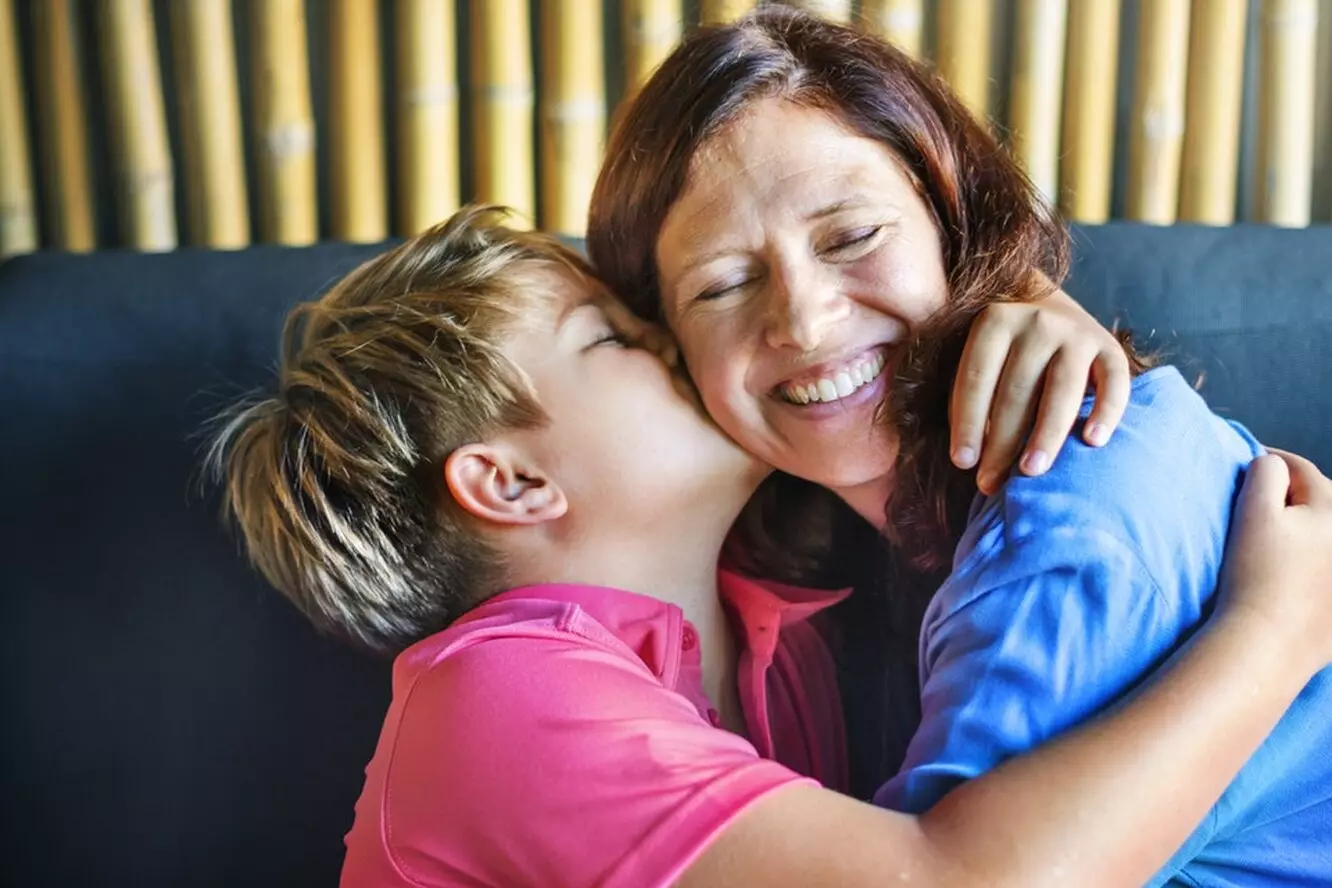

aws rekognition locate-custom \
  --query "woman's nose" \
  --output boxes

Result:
[762,264,850,352]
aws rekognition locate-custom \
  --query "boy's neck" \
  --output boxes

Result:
[505,505,749,733]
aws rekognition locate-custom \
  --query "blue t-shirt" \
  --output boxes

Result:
[875,366,1332,886]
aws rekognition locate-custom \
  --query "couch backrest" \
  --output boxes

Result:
[1,225,1328,887]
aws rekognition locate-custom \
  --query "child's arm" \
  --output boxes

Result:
[679,452,1332,888]
[950,288,1130,493]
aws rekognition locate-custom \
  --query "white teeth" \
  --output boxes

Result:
[782,352,888,405]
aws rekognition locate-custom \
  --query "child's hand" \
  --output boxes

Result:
[949,289,1130,494]
[1219,450,1332,679]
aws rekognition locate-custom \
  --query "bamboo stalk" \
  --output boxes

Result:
[700,0,756,25]
[99,0,177,251]
[172,0,250,248]
[32,0,96,251]
[1009,0,1069,202]
[1125,0,1191,224]
[0,0,39,256]
[860,0,924,58]
[251,0,318,245]
[786,0,852,22]
[396,0,460,234]
[329,0,388,242]
[937,0,995,120]
[470,0,535,225]
[539,0,604,236]
[1255,0,1318,227]
[1060,0,1121,222]
[1178,0,1247,224]
[1315,0,1331,221]
[623,0,682,89]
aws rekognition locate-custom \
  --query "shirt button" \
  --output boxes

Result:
[707,708,722,727]
[681,625,698,651]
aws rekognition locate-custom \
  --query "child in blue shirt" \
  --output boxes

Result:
[879,366,1332,886]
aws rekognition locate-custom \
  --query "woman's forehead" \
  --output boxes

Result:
[661,107,912,254]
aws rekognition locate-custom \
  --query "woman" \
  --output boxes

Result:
[587,7,1332,886]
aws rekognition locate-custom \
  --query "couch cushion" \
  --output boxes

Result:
[0,245,391,888]
[1066,223,1332,466]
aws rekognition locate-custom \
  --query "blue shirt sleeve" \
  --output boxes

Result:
[874,526,1209,873]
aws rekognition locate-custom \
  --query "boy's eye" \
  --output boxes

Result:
[590,331,627,348]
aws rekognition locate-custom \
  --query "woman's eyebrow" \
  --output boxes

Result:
[806,197,873,220]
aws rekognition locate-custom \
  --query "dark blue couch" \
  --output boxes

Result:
[1,225,1328,887]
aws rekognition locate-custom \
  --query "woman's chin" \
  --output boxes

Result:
[780,454,898,529]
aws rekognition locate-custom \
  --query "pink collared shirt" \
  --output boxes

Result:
[340,572,850,888]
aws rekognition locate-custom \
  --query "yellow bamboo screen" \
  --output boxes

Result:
[3,0,1332,258]
[0,0,37,257]
[623,1,683,90]
[32,0,96,252]
[100,0,177,251]
[329,0,389,242]
[471,0,536,225]
[1061,0,1122,223]
[252,0,319,245]
[936,0,995,119]
[1256,0,1319,227]
[1178,0,1247,225]
[700,0,756,24]
[860,0,924,58]
[540,0,605,236]
[1316,1,1332,221]
[396,0,461,233]
[1010,0,1069,202]
[1126,0,1191,224]
[172,0,250,248]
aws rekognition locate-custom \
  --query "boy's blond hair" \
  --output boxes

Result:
[208,206,594,655]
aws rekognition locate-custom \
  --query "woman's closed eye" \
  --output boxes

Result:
[695,274,757,304]
[821,225,883,258]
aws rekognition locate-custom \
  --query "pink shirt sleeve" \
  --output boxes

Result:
[344,630,811,888]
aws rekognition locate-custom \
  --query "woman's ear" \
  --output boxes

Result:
[444,444,568,526]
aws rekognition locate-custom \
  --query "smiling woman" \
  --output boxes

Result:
[587,7,1332,886]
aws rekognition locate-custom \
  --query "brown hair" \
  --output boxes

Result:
[207,206,596,656]
[588,6,1142,575]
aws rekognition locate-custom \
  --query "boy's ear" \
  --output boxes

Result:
[444,444,568,527]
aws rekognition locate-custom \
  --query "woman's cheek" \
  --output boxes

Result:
[853,250,948,323]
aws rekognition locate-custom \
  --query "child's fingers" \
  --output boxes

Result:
[949,318,1010,471]
[1018,348,1091,477]
[975,340,1052,492]
[1237,453,1293,519]
[1082,348,1130,448]
[1266,448,1331,508]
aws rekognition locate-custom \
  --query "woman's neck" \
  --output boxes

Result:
[832,471,895,533]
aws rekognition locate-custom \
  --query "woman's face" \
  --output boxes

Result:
[654,98,948,516]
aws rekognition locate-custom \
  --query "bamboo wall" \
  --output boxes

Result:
[1,0,1329,258]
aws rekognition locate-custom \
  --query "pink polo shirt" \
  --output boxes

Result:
[340,571,850,888]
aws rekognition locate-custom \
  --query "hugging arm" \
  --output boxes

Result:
[951,289,1131,494]
[678,453,1332,888]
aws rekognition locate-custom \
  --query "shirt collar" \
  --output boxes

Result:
[719,571,850,660]
[487,570,850,683]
